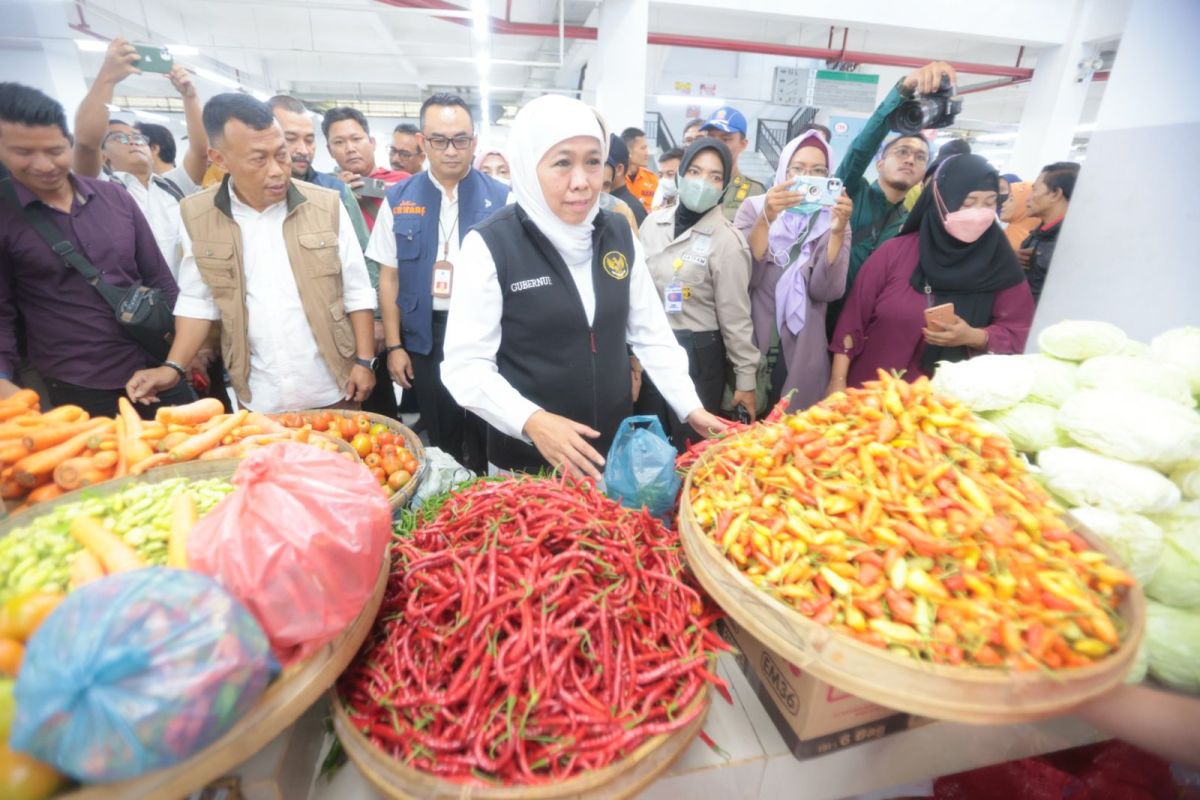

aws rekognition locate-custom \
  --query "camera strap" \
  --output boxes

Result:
[853,197,905,250]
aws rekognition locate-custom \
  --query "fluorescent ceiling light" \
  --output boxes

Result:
[248,89,272,102]
[192,66,240,90]
[472,0,490,42]
[75,39,108,53]
[165,44,199,57]
[974,132,1018,142]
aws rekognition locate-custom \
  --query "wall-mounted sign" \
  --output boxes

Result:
[773,67,879,112]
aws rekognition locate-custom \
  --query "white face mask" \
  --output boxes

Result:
[659,180,679,199]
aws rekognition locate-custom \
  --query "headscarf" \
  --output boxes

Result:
[1002,181,1033,224]
[901,154,1025,373]
[507,95,608,264]
[473,147,510,173]
[770,131,833,337]
[673,136,732,239]
[1002,181,1041,251]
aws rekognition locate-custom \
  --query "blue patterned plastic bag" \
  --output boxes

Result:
[10,567,273,782]
[604,415,681,517]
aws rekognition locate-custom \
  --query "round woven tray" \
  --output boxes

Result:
[678,447,1146,725]
[0,461,392,799]
[330,687,707,800]
[288,410,426,510]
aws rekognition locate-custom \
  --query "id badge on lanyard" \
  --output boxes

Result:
[432,241,453,299]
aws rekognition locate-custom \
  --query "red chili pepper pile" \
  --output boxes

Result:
[338,475,728,786]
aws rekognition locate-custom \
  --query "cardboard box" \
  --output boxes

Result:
[721,619,924,759]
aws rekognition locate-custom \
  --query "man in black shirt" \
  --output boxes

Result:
[1020,162,1079,302]
[605,134,647,227]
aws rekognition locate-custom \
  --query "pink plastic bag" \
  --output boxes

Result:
[188,442,391,666]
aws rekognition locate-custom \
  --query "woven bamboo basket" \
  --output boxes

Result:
[678,448,1146,725]
[288,410,426,510]
[0,461,391,799]
[330,686,708,800]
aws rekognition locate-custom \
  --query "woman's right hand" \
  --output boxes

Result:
[762,182,807,224]
[524,410,605,480]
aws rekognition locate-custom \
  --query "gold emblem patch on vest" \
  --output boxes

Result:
[602,251,629,280]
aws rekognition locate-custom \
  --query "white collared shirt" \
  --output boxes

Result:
[441,230,704,442]
[106,167,197,278]
[174,183,377,413]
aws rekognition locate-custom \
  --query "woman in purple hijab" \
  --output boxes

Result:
[734,131,852,411]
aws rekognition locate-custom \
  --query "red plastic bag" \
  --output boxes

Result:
[188,442,391,666]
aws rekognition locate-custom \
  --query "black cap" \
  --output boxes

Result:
[607,133,629,169]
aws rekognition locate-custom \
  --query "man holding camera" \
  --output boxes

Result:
[322,107,409,231]
[828,61,957,334]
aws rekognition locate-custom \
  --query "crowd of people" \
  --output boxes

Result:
[0,42,1085,477]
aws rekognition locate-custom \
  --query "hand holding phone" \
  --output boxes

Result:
[923,302,957,328]
[355,177,388,199]
[786,176,844,214]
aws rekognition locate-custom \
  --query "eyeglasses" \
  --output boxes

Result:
[389,148,421,159]
[104,132,149,146]
[425,134,474,151]
[888,146,929,163]
[785,166,829,179]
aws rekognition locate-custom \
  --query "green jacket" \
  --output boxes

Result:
[336,183,381,319]
[835,82,913,290]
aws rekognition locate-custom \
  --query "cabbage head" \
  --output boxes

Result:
[1057,389,1200,471]
[1145,601,1200,692]
[1171,460,1200,500]
[1150,326,1200,395]
[984,403,1070,454]
[1038,320,1128,362]
[1076,355,1195,408]
[1037,447,1181,514]
[1022,353,1078,407]
[930,354,1033,412]
[1146,501,1200,609]
[1067,506,1163,585]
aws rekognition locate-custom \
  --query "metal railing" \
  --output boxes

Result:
[644,111,677,153]
[755,118,789,170]
[788,106,819,141]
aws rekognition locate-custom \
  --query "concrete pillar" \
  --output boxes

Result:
[1030,0,1200,342]
[1007,1,1098,180]
[0,2,89,117]
[588,0,649,133]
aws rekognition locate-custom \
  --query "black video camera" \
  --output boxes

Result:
[888,75,962,134]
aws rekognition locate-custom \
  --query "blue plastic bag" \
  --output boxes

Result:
[11,567,273,782]
[604,415,681,517]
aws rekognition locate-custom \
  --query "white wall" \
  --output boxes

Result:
[1030,0,1200,342]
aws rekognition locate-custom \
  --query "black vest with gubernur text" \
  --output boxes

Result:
[474,205,633,473]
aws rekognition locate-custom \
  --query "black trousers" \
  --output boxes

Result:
[408,312,487,473]
[44,378,197,420]
[635,329,726,450]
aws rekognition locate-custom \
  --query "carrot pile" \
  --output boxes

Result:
[0,394,343,511]
[686,370,1135,671]
[339,476,729,786]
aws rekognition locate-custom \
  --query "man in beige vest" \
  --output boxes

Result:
[126,94,378,413]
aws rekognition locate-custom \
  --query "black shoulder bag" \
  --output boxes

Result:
[0,170,175,361]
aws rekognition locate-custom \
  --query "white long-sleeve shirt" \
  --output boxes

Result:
[442,229,703,442]
[174,189,377,413]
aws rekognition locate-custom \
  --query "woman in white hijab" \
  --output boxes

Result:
[442,95,726,477]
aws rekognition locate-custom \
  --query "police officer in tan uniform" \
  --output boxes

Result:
[698,106,766,222]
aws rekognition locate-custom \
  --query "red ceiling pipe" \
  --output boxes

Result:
[380,0,1035,79]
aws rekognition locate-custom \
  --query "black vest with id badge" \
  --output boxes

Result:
[474,205,634,473]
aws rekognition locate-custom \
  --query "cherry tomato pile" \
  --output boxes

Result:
[338,476,729,786]
[687,370,1135,671]
[274,413,419,496]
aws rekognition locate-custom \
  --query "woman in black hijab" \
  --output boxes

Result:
[637,138,760,444]
[827,154,1035,391]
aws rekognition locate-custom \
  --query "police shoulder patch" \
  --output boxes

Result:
[602,250,629,280]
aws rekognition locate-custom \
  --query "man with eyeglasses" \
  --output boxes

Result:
[390,123,425,175]
[71,38,210,278]
[367,93,510,473]
[827,60,957,336]
[322,107,409,231]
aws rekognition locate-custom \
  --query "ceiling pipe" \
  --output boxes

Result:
[379,0,1035,79]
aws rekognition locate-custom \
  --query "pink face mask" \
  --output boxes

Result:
[933,168,996,244]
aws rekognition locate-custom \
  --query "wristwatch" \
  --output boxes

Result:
[354,356,378,370]
[162,360,188,381]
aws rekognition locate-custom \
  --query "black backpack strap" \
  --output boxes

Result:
[153,175,186,202]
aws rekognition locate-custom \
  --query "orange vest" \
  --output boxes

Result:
[626,168,659,213]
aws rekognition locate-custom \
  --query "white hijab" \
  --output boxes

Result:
[508,95,609,265]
